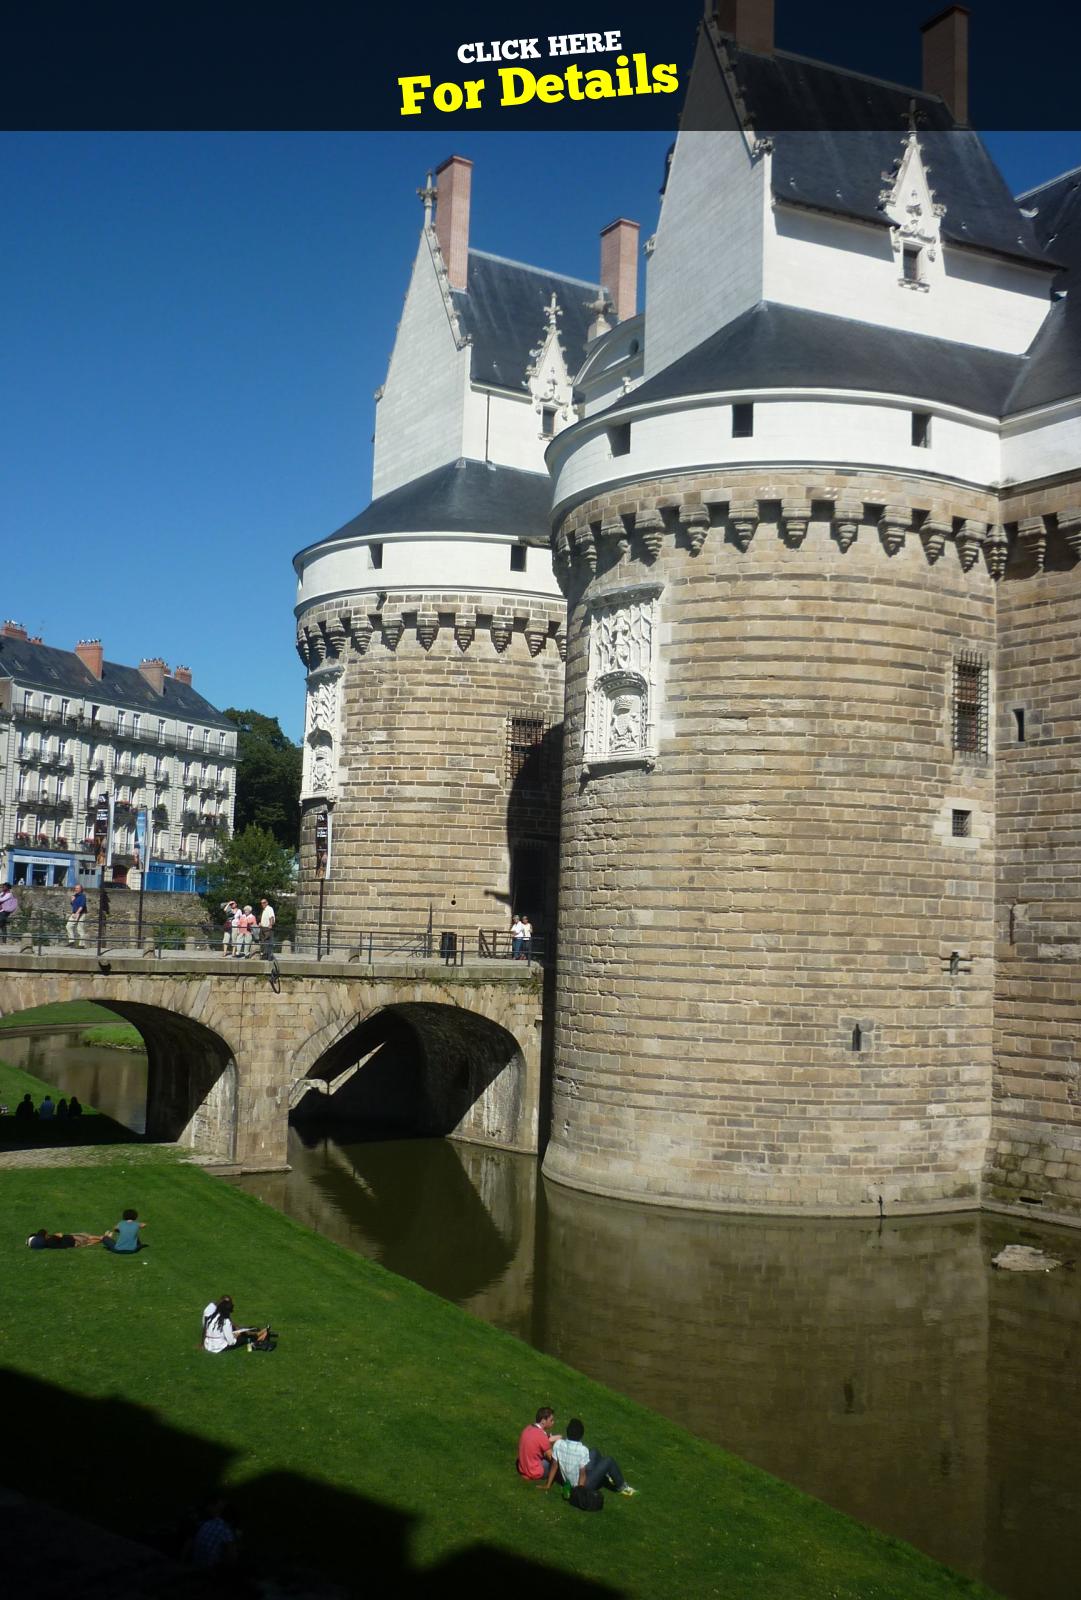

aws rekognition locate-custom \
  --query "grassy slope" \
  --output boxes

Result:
[0,1000,124,1029]
[0,1159,1000,1600]
[78,1023,144,1049]
[0,1055,105,1114]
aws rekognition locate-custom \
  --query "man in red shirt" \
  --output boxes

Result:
[516,1405,559,1484]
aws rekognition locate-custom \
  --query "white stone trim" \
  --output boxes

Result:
[582,584,662,775]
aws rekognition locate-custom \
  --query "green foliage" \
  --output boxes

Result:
[202,825,296,922]
[152,919,188,951]
[224,707,302,849]
[79,1024,144,1051]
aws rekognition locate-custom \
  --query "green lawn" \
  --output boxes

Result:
[0,1156,1001,1599]
[0,1056,137,1147]
[0,999,126,1029]
[78,1022,144,1050]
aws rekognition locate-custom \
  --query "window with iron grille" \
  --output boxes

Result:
[953,653,988,757]
[507,714,546,783]
[952,809,972,837]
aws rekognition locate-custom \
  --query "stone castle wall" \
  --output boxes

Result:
[295,594,565,946]
[543,469,1001,1214]
[987,496,1081,1222]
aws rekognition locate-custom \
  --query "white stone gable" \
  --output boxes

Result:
[525,294,574,426]
[878,131,946,291]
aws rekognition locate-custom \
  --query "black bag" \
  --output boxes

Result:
[250,1329,278,1352]
[568,1486,604,1512]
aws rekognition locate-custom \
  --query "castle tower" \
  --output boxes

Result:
[293,158,608,947]
[541,8,1078,1215]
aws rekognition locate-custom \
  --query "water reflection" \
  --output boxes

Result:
[235,1126,1081,1600]
[0,1031,148,1134]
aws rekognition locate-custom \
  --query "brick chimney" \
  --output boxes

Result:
[921,5,969,124]
[75,639,104,679]
[173,664,192,686]
[1,620,28,640]
[434,155,472,292]
[712,0,775,53]
[600,219,640,324]
[139,657,167,694]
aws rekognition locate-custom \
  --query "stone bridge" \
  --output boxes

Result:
[0,951,551,1169]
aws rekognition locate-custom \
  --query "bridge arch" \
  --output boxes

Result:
[0,977,241,1162]
[291,1000,528,1148]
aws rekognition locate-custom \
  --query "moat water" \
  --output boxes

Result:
[5,1032,1080,1600]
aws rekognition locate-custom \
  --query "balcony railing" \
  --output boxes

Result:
[2,702,236,760]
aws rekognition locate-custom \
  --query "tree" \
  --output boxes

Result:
[202,826,297,935]
[224,708,302,849]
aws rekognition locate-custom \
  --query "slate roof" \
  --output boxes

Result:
[0,637,232,726]
[451,250,601,391]
[605,300,1024,418]
[1003,166,1081,413]
[717,42,1051,268]
[299,459,552,563]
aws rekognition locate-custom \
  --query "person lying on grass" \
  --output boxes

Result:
[103,1209,146,1252]
[545,1417,637,1497]
[202,1296,269,1354]
[26,1229,105,1250]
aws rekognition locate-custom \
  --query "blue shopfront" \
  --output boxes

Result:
[6,846,82,888]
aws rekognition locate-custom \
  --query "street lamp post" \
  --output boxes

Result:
[92,792,110,955]
[314,808,329,960]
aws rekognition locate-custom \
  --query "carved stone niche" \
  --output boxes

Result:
[582,582,662,774]
[301,666,343,802]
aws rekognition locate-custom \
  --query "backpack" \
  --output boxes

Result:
[568,1486,604,1512]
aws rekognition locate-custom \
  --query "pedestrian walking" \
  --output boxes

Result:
[0,882,18,942]
[66,885,88,947]
[258,898,276,957]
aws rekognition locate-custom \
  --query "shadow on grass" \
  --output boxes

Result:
[0,1114,144,1153]
[0,1368,622,1599]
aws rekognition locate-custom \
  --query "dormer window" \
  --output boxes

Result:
[901,245,925,287]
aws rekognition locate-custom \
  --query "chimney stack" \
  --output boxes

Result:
[75,639,104,679]
[1,620,28,640]
[712,0,775,54]
[921,5,969,124]
[434,155,473,292]
[600,219,640,324]
[139,657,167,694]
[173,664,192,686]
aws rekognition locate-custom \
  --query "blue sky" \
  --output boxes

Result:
[2,129,1078,741]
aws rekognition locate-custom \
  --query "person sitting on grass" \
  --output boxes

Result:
[68,1096,83,1118]
[202,1296,269,1354]
[546,1417,637,1497]
[15,1094,34,1120]
[27,1229,105,1250]
[186,1496,239,1568]
[103,1208,146,1253]
[516,1405,560,1484]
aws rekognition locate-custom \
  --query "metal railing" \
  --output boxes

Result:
[0,914,548,968]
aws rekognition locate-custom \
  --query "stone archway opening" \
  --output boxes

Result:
[292,1002,527,1149]
[0,996,238,1162]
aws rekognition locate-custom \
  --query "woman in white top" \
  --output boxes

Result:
[202,1295,268,1353]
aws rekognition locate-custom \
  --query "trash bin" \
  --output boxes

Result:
[439,931,457,961]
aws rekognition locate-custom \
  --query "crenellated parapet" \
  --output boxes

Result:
[553,470,1081,603]
[294,594,567,672]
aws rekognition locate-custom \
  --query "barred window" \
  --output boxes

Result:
[953,653,988,757]
[507,714,546,782]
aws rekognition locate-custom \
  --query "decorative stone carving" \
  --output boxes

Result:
[729,501,758,552]
[920,518,950,565]
[956,521,985,573]
[680,504,710,556]
[878,504,909,556]
[555,629,568,663]
[832,501,861,552]
[525,626,547,658]
[381,616,404,651]
[454,619,476,653]
[1057,506,1081,561]
[305,627,326,665]
[322,617,347,657]
[351,621,373,656]
[302,667,343,802]
[780,500,811,548]
[636,508,665,562]
[583,584,662,772]
[984,523,1010,581]
[295,628,310,667]
[490,618,512,654]
[416,614,438,651]
[1017,515,1047,573]
[574,523,597,572]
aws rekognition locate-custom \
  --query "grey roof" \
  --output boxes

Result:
[0,638,232,726]
[301,459,552,561]
[717,42,1052,268]
[1003,167,1081,413]
[451,250,601,391]
[606,300,1024,418]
